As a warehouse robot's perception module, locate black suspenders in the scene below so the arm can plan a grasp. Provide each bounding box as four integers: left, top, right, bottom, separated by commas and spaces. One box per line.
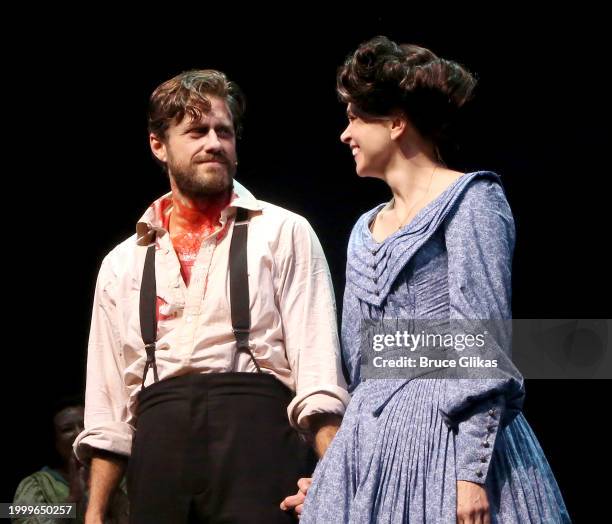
139, 207, 261, 388
140, 245, 159, 386
229, 208, 262, 373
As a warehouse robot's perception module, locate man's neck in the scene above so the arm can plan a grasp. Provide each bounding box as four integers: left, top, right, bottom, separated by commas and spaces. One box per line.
168, 189, 231, 235
166, 181, 233, 287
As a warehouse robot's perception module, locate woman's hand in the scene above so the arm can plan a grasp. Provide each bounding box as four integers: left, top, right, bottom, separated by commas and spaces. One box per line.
457, 480, 490, 524
66, 454, 88, 503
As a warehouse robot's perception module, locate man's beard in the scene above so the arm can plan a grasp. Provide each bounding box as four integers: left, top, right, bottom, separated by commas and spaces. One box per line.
168, 157, 234, 199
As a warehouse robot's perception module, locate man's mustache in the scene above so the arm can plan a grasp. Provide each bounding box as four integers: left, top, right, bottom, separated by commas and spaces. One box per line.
193, 154, 228, 164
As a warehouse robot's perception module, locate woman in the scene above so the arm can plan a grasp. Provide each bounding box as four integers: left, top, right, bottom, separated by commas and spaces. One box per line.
13, 399, 129, 524
300, 37, 570, 523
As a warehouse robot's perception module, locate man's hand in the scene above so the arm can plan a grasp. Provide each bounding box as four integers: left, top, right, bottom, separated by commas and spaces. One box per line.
280, 477, 312, 519
278, 414, 339, 518
457, 480, 491, 524
308, 413, 341, 458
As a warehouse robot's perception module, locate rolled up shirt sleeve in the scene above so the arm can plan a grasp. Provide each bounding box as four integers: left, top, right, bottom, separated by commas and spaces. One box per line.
279, 216, 350, 430
73, 255, 134, 463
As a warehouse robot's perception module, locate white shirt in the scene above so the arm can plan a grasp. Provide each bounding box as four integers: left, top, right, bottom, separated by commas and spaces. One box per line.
74, 180, 349, 461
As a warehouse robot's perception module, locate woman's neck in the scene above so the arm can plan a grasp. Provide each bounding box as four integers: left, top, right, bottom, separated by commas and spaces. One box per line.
383, 151, 442, 212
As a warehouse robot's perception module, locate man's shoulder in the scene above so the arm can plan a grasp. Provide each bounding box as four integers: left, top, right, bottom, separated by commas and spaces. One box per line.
105, 232, 140, 260
254, 200, 312, 231
98, 232, 141, 280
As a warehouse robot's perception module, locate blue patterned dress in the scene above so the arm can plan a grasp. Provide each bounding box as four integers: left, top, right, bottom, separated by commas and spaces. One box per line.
301, 172, 570, 523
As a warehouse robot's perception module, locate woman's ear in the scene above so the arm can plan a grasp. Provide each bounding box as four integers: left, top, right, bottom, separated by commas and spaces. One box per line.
389, 113, 408, 141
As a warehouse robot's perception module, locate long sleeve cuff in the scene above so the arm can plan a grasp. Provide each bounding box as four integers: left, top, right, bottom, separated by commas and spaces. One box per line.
73, 421, 134, 464
454, 395, 505, 484
287, 385, 350, 430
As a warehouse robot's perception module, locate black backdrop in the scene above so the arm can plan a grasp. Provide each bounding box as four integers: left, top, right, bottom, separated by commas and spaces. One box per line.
6, 10, 609, 522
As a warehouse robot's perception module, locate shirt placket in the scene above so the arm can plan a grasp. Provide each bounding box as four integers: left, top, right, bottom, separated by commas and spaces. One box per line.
155, 230, 186, 319
176, 211, 232, 361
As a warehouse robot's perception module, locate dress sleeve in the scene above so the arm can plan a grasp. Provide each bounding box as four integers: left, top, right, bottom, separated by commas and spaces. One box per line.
340, 279, 365, 393
442, 177, 524, 484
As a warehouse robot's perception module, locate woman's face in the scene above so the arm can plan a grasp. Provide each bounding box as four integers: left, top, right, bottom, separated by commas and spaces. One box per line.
340, 103, 394, 178
54, 406, 84, 464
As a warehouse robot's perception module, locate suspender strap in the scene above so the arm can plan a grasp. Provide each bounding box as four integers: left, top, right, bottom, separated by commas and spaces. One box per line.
138, 206, 261, 388
140, 244, 159, 387
230, 207, 262, 373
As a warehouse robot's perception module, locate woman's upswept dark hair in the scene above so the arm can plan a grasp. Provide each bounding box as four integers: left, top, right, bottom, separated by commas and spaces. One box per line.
337, 36, 477, 147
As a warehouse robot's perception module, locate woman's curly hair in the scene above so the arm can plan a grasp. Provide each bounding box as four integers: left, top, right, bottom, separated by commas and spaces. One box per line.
337, 36, 477, 147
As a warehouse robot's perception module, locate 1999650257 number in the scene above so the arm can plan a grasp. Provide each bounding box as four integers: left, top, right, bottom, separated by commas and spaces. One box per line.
1, 503, 76, 519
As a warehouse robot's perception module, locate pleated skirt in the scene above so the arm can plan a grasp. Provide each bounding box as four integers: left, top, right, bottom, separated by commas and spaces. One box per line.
301, 379, 570, 523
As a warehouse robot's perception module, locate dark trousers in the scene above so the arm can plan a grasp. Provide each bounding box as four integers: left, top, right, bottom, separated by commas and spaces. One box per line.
127, 372, 316, 524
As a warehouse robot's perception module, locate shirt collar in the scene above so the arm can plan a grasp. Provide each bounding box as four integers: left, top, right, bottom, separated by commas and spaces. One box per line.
135, 178, 262, 245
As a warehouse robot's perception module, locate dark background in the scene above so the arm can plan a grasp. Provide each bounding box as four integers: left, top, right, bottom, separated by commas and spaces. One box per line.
6, 10, 609, 522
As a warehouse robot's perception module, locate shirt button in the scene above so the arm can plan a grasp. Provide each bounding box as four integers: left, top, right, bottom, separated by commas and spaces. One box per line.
375, 290, 379, 296
480, 457, 487, 463
488, 409, 495, 417
373, 277, 378, 284
476, 470, 483, 478
482, 441, 490, 448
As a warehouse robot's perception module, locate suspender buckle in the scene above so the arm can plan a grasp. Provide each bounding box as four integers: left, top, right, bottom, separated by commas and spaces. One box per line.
232, 328, 250, 350
142, 343, 159, 386
144, 342, 156, 363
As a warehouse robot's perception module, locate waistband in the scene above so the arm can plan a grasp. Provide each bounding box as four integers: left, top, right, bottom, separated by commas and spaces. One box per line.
137, 372, 293, 415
